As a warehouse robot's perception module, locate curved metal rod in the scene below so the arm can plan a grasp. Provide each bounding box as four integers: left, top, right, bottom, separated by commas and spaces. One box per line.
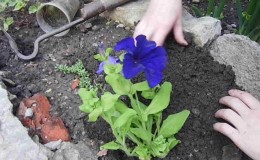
2, 18, 84, 60
2, 0, 131, 60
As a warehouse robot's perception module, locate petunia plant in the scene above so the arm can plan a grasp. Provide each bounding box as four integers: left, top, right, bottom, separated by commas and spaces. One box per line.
79, 35, 190, 160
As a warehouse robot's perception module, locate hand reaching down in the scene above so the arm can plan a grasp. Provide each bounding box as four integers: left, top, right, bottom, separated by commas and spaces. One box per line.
134, 0, 187, 46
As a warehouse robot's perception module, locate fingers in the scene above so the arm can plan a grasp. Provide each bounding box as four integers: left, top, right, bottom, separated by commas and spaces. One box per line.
228, 89, 260, 110
219, 96, 251, 117
150, 29, 169, 46
173, 15, 188, 46
133, 22, 153, 41
215, 109, 245, 131
213, 123, 241, 146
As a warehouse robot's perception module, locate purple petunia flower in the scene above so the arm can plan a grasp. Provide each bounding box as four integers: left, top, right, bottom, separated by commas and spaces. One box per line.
114, 35, 167, 88
96, 56, 118, 74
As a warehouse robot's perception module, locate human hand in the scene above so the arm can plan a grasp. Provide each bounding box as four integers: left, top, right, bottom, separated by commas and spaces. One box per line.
133, 0, 187, 46
214, 89, 260, 160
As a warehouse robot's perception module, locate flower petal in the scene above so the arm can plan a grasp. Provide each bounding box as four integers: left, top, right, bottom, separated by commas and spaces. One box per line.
141, 47, 167, 71
144, 66, 163, 88
108, 56, 118, 65
114, 37, 136, 54
96, 61, 105, 74
142, 47, 167, 88
123, 54, 144, 79
135, 35, 157, 58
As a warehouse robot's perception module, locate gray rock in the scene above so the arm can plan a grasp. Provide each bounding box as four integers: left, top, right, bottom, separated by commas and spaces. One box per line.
25, 108, 34, 118
183, 11, 221, 47
52, 141, 98, 160
103, 0, 149, 27
78, 22, 92, 33
44, 139, 62, 151
0, 84, 49, 160
32, 136, 54, 159
222, 144, 242, 160
210, 34, 260, 99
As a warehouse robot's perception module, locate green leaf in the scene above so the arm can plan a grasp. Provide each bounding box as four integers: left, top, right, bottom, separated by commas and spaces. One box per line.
151, 135, 167, 157
7, 0, 16, 7
141, 90, 156, 100
100, 141, 121, 150
88, 106, 102, 122
28, 2, 41, 14
213, 0, 227, 19
119, 53, 124, 62
3, 17, 13, 31
105, 47, 113, 56
78, 88, 98, 105
130, 128, 153, 142
133, 81, 150, 91
159, 110, 190, 138
114, 64, 122, 74
133, 145, 150, 160
94, 53, 105, 61
114, 100, 129, 113
103, 63, 122, 74
0, 3, 7, 12
144, 82, 172, 116
113, 108, 136, 128
105, 73, 132, 95
14, 1, 26, 11
79, 103, 93, 113
167, 137, 180, 150
191, 5, 203, 17
206, 0, 215, 16
100, 92, 119, 111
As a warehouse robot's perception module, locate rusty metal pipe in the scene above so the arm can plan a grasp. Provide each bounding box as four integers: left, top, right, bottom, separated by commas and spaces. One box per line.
2, 0, 131, 60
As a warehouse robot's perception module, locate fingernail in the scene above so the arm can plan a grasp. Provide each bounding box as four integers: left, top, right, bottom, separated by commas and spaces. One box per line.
182, 41, 188, 46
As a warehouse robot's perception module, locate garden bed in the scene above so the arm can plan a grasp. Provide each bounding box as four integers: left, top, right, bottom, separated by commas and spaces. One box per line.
0, 1, 254, 160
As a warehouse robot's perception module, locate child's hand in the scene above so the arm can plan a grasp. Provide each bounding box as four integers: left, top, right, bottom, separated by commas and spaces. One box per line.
134, 0, 187, 46
214, 89, 260, 160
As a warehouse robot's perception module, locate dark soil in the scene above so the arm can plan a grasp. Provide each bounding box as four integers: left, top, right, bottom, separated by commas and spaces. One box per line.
0, 1, 252, 160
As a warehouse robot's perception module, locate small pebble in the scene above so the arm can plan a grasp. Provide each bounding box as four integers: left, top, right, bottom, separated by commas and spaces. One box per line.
25, 108, 33, 118
92, 43, 98, 47
125, 26, 130, 31
92, 25, 100, 31
116, 24, 124, 28
192, 0, 200, 3
230, 24, 237, 28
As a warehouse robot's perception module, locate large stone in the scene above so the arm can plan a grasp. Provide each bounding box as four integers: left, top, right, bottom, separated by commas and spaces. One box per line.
104, 1, 221, 47
52, 141, 98, 160
0, 83, 49, 160
210, 34, 260, 99
182, 11, 222, 47
103, 0, 149, 27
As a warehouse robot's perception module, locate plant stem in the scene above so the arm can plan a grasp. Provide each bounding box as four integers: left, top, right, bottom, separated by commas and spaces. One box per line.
102, 114, 132, 156
127, 133, 142, 145
134, 92, 147, 131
